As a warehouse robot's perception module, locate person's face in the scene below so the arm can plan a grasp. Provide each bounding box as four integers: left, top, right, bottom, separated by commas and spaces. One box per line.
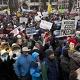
23, 51, 29, 55
17, 39, 22, 45
49, 53, 55, 60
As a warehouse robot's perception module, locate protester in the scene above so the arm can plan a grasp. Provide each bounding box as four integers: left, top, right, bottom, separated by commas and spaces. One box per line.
43, 49, 59, 80
13, 46, 32, 80
60, 49, 70, 80
0, 7, 80, 80
30, 52, 42, 80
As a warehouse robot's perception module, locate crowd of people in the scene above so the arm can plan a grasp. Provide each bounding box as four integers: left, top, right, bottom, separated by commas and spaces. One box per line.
0, 11, 80, 80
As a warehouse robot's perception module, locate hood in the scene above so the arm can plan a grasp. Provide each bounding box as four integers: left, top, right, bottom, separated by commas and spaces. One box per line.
32, 52, 39, 61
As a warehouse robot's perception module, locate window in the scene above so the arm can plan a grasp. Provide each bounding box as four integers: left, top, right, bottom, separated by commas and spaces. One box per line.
0, 0, 2, 4
3, 0, 8, 4
31, 0, 39, 2
51, 0, 57, 2
41, 0, 48, 2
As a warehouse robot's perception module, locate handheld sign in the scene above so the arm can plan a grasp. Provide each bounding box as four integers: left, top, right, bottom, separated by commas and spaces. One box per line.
20, 17, 28, 24
40, 20, 53, 30
61, 20, 77, 36
26, 27, 36, 35
10, 28, 19, 36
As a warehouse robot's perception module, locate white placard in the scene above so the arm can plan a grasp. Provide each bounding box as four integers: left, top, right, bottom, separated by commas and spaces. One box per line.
20, 17, 28, 24
75, 16, 80, 20
61, 20, 77, 36
42, 12, 48, 18
10, 28, 19, 36
37, 12, 42, 17
40, 20, 53, 30
35, 16, 41, 22
18, 25, 25, 31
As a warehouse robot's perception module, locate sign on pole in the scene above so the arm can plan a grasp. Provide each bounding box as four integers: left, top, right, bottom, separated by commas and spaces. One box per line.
61, 20, 77, 36
40, 20, 53, 30
20, 17, 28, 24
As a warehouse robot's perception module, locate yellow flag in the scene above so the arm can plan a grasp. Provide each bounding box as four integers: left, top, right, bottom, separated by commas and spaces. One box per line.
47, 3, 53, 14
16, 12, 22, 17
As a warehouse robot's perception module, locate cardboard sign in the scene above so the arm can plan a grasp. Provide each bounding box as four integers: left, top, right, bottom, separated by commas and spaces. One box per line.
40, 20, 53, 30
61, 20, 77, 36
20, 17, 28, 24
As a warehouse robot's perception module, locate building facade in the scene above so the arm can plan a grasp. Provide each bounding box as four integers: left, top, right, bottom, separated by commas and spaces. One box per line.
19, 0, 58, 10
58, 0, 69, 10
0, 0, 8, 8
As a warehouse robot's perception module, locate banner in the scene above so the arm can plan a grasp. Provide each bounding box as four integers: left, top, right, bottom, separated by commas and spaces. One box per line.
40, 20, 53, 30
20, 17, 28, 24
61, 20, 77, 36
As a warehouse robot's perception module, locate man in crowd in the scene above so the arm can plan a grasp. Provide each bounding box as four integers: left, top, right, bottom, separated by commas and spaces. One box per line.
13, 46, 32, 80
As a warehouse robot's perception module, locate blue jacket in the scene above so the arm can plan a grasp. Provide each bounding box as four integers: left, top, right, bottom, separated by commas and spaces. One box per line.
13, 54, 32, 77
30, 52, 41, 80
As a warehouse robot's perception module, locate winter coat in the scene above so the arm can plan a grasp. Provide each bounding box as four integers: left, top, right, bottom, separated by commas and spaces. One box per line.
41, 61, 48, 80
60, 55, 70, 73
44, 58, 59, 80
0, 57, 18, 80
30, 52, 42, 80
13, 54, 32, 77
60, 55, 70, 80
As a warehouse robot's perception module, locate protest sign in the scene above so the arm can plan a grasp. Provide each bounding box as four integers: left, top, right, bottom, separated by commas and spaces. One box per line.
35, 15, 41, 22
18, 25, 25, 31
75, 16, 80, 20
37, 12, 42, 17
10, 28, 19, 36
40, 20, 53, 30
26, 27, 36, 35
42, 12, 48, 18
61, 20, 77, 36
20, 17, 28, 24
